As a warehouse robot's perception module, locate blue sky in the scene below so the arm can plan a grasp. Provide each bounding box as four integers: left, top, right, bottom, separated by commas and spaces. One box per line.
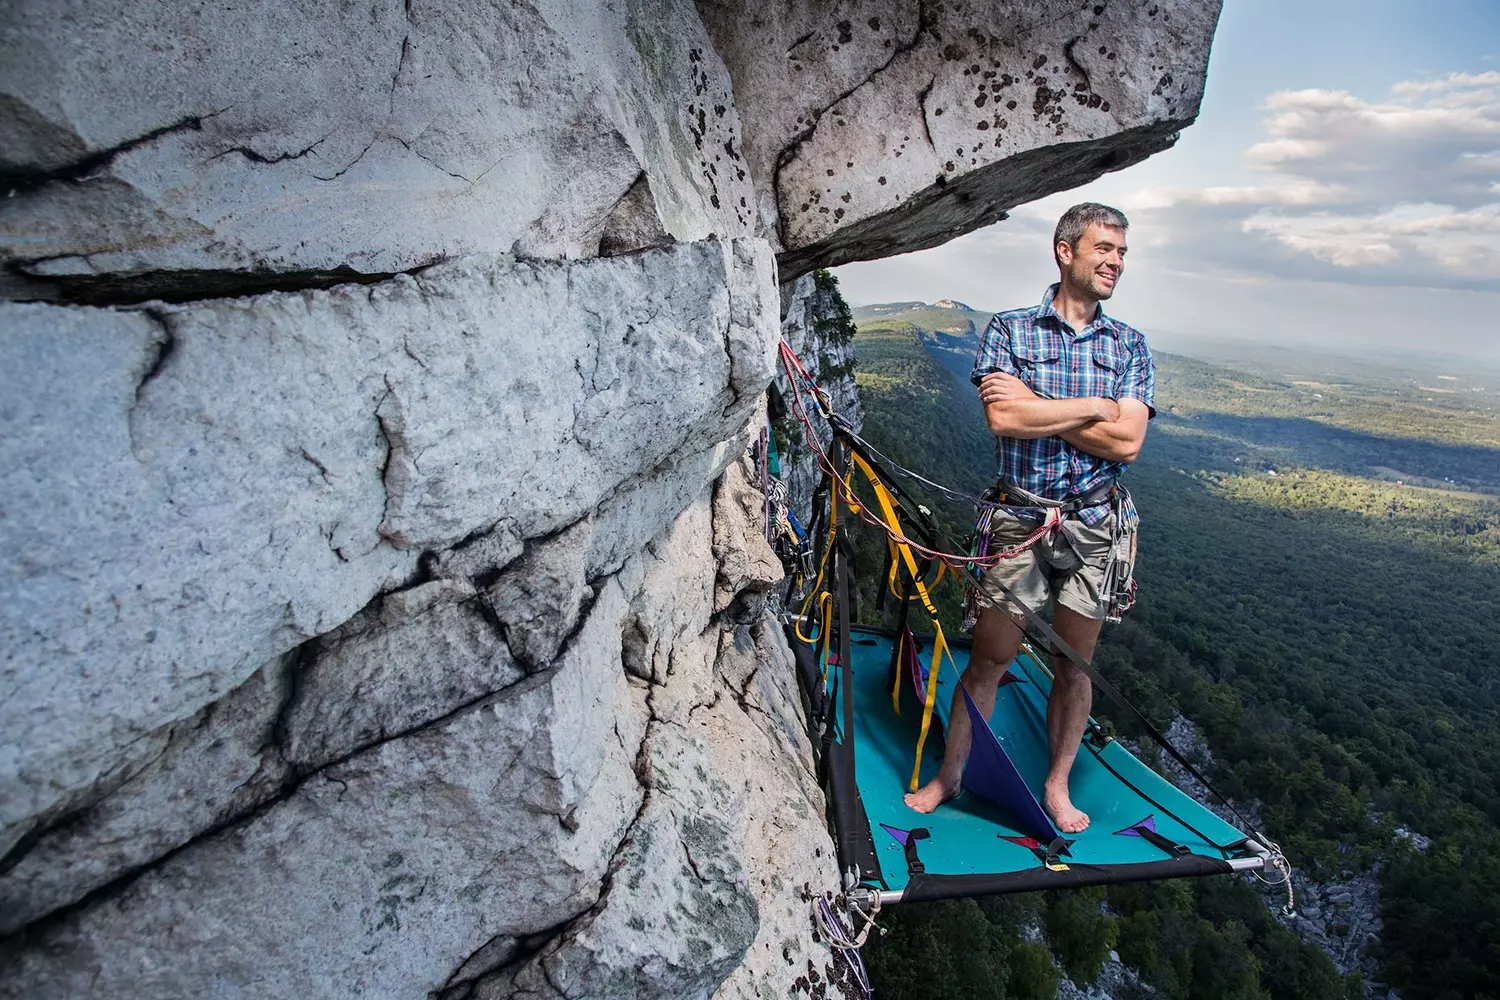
833, 0, 1500, 360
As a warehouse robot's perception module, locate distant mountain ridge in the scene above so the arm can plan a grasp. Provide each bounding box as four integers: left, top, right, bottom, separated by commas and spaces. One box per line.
851, 299, 994, 338
852, 299, 993, 384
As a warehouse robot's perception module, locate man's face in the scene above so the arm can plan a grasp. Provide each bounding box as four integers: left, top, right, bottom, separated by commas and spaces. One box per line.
1058, 222, 1127, 300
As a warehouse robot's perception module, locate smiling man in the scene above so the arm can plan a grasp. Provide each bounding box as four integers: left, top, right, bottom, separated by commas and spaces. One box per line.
904, 203, 1155, 833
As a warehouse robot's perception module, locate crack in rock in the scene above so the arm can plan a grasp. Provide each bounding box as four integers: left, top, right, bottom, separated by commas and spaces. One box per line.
2, 658, 545, 945
297, 448, 333, 485
1, 107, 230, 197
313, 137, 377, 181
679, 835, 710, 885
125, 307, 178, 461
462, 682, 660, 998
131, 308, 177, 409
392, 135, 473, 184
6, 260, 440, 308
1062, 34, 1093, 92
390, 37, 413, 115
915, 73, 938, 153
3, 543, 638, 941
207, 137, 327, 166
770, 0, 933, 231
374, 378, 415, 546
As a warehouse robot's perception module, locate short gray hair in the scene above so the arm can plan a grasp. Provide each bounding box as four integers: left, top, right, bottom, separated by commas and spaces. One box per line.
1053, 202, 1129, 258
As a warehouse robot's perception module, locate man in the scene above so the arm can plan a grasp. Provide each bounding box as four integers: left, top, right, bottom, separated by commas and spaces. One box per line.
904, 202, 1154, 833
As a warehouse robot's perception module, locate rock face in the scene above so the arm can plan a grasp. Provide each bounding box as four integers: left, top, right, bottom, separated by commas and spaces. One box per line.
2, 465, 837, 1000
1, 1, 1218, 996
1285, 869, 1385, 988
0, 239, 775, 874
0, 0, 757, 301
776, 271, 865, 524
700, 0, 1222, 276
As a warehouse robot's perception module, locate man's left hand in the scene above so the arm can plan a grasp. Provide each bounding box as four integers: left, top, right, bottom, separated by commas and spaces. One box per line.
979, 371, 1038, 406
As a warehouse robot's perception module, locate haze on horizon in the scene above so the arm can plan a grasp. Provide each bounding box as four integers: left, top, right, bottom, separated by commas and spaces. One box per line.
832, 0, 1500, 364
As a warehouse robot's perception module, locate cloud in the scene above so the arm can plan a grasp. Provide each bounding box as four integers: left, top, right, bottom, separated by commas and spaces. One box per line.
1129, 71, 1500, 290
1391, 71, 1500, 98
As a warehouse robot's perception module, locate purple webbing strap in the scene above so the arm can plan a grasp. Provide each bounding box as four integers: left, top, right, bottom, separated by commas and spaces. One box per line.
904, 630, 927, 706
880, 822, 911, 846
1113, 814, 1158, 837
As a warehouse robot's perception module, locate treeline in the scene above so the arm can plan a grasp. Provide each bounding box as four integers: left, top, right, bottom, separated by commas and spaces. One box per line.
865, 880, 1363, 1000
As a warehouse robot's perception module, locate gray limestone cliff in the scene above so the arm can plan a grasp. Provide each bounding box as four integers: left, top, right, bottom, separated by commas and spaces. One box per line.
0, 2, 1220, 997
775, 270, 865, 525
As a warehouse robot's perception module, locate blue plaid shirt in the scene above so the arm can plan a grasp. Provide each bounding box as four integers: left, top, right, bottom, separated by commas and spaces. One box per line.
971, 285, 1155, 526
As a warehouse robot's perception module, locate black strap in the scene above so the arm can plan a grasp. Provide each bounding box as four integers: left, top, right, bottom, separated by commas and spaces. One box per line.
874, 543, 893, 615
832, 442, 859, 829
1086, 739, 1237, 855
815, 662, 838, 787
829, 425, 1274, 853
1130, 823, 1191, 859
904, 827, 931, 875
804, 475, 830, 555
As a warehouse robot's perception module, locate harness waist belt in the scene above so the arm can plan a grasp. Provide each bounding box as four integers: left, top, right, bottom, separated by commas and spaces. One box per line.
997, 479, 1117, 514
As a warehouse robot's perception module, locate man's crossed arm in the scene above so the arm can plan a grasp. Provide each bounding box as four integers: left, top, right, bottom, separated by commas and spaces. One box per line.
978, 371, 1149, 464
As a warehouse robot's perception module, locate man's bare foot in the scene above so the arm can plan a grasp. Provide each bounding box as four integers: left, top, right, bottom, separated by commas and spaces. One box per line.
1044, 784, 1090, 833
904, 773, 960, 814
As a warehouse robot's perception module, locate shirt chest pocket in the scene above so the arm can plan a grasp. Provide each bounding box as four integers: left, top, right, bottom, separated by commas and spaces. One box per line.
1090, 345, 1125, 396
1009, 338, 1061, 390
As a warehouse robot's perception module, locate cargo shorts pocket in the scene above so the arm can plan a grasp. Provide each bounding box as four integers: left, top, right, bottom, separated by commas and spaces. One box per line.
1059, 514, 1115, 573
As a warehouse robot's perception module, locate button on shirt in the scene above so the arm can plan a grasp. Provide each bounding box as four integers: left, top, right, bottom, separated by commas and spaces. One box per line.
971, 284, 1156, 526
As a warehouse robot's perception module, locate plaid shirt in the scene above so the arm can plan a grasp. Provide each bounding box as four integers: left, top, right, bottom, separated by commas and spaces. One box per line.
971, 284, 1155, 526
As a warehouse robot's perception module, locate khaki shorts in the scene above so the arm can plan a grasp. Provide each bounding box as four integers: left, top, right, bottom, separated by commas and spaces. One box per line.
976, 511, 1117, 621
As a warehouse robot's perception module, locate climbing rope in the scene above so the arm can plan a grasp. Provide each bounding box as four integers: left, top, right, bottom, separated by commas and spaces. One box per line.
811, 889, 878, 1000
779, 340, 1038, 512
1256, 848, 1297, 917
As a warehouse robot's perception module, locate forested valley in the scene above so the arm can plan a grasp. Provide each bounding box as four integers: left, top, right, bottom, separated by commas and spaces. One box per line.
823, 279, 1500, 1000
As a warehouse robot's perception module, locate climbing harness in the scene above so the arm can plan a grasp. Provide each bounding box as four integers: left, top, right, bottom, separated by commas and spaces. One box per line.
959, 479, 1142, 627
779, 342, 1041, 570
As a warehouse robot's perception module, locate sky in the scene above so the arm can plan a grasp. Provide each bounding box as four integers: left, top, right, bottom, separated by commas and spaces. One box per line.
832, 0, 1500, 361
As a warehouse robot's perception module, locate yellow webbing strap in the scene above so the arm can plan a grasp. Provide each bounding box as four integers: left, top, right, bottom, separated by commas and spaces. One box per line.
910, 620, 952, 791
843, 452, 957, 792
887, 544, 948, 601
847, 453, 938, 616
816, 591, 835, 689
